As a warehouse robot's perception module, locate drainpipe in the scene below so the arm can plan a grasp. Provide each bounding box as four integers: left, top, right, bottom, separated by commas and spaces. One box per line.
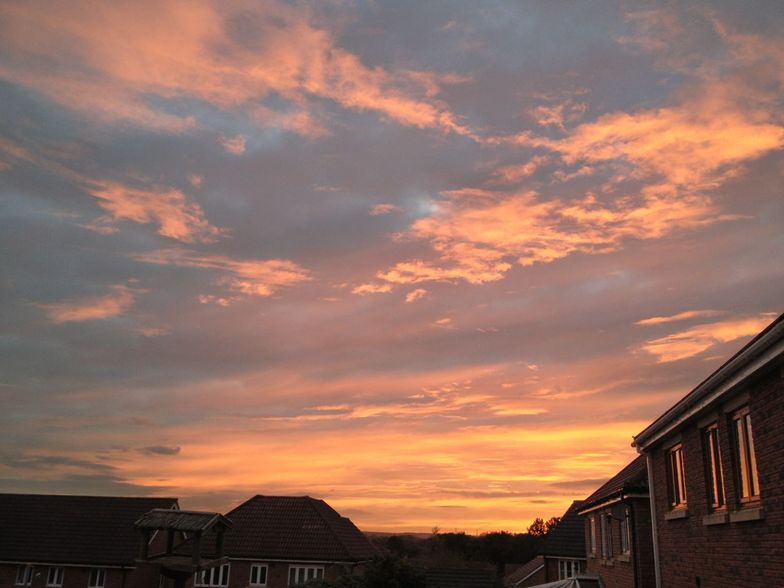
645, 453, 662, 588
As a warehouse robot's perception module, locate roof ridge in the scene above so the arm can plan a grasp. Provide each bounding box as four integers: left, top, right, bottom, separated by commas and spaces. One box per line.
0, 493, 177, 500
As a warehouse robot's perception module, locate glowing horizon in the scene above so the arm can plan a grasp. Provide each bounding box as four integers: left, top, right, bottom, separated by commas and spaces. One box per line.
1, 0, 782, 533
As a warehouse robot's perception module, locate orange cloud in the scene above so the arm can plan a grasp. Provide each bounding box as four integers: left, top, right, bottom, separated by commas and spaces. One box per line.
0, 1, 469, 136
135, 249, 310, 297
375, 186, 722, 287
640, 314, 778, 362
87, 180, 223, 243
352, 283, 393, 295
40, 285, 140, 323
369, 203, 403, 216
405, 288, 429, 303
635, 309, 724, 326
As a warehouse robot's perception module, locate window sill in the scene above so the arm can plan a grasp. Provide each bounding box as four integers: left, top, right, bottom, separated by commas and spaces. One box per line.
616, 554, 631, 563
600, 559, 614, 568
729, 506, 763, 523
664, 508, 688, 521
702, 511, 728, 526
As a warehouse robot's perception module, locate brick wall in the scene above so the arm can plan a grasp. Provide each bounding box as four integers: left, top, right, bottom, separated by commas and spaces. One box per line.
0, 564, 152, 588
650, 364, 784, 587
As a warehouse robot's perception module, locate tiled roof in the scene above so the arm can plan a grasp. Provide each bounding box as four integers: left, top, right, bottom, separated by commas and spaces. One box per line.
539, 501, 585, 559
505, 555, 545, 586
426, 567, 497, 588
0, 493, 178, 566
135, 509, 231, 533
220, 496, 379, 562
580, 456, 648, 511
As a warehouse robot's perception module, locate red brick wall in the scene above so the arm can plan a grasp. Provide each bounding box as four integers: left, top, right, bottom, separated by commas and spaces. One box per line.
649, 364, 784, 587
0, 564, 152, 588
582, 498, 654, 588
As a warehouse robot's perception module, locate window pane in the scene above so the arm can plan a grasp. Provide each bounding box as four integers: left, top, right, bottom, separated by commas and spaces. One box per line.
744, 415, 760, 497
735, 417, 750, 498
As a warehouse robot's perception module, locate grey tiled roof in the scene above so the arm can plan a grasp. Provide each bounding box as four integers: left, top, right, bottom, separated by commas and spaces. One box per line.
0, 493, 178, 565
539, 501, 585, 559
580, 456, 648, 511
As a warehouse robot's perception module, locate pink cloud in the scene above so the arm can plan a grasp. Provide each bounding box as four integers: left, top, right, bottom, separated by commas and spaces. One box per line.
635, 309, 724, 326
405, 288, 429, 303
135, 249, 310, 297
219, 135, 246, 155
87, 180, 224, 244
369, 203, 403, 216
640, 314, 778, 363
0, 1, 469, 136
40, 285, 140, 323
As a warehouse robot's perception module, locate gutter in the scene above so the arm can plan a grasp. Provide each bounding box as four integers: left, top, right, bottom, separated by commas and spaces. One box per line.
642, 453, 661, 588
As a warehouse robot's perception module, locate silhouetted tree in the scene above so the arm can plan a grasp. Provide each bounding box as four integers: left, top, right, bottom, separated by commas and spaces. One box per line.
526, 518, 548, 537
545, 516, 561, 534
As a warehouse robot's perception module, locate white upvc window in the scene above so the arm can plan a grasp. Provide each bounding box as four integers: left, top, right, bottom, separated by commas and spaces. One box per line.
16, 565, 34, 586
249, 564, 268, 587
733, 408, 760, 502
557, 559, 580, 580
195, 564, 230, 588
47, 567, 65, 587
589, 516, 596, 555
88, 568, 106, 588
620, 510, 630, 554
667, 444, 687, 507
288, 566, 324, 586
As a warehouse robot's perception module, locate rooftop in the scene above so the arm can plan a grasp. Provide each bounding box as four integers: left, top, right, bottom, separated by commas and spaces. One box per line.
539, 501, 586, 559
579, 456, 648, 512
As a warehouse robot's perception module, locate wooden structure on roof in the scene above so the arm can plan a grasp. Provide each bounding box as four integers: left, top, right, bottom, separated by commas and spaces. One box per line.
135, 509, 232, 588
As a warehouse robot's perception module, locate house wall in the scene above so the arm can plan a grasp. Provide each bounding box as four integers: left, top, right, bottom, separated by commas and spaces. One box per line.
0, 564, 154, 588
649, 364, 784, 587
180, 559, 359, 588
583, 498, 654, 588
542, 557, 585, 584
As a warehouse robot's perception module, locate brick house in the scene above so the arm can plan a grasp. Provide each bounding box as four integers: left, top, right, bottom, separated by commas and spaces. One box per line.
632, 312, 784, 587
505, 501, 587, 587
0, 494, 178, 588
577, 456, 655, 588
188, 496, 379, 588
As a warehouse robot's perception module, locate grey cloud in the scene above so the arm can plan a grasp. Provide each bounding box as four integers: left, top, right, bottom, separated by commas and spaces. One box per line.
138, 445, 181, 456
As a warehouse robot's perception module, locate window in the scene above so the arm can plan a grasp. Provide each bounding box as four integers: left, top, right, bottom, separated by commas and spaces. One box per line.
620, 510, 630, 555
195, 564, 229, 588
16, 566, 34, 586
600, 514, 612, 559
88, 568, 105, 588
558, 560, 581, 580
666, 444, 687, 507
733, 408, 760, 502
249, 564, 267, 586
589, 516, 596, 555
703, 424, 725, 509
47, 567, 65, 587
288, 566, 324, 586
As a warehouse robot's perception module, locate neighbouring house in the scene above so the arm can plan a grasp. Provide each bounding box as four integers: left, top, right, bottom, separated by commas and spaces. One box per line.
187, 495, 380, 588
0, 494, 179, 588
632, 312, 784, 587
538, 502, 587, 583
577, 456, 655, 588
426, 567, 496, 588
504, 555, 546, 588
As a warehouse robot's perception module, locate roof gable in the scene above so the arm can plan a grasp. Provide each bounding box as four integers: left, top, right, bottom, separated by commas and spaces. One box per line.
221, 495, 379, 562
0, 493, 178, 566
539, 501, 585, 559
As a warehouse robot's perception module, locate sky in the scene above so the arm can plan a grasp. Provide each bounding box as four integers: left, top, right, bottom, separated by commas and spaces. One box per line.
1, 0, 783, 533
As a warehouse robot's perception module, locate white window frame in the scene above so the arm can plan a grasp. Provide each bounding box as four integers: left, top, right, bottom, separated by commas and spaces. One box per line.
733, 408, 760, 502
47, 567, 65, 587
16, 565, 34, 587
288, 566, 324, 586
249, 564, 268, 587
88, 568, 106, 588
600, 514, 610, 559
589, 516, 596, 555
704, 424, 726, 509
620, 510, 630, 555
558, 559, 580, 580
195, 564, 230, 588
667, 444, 687, 508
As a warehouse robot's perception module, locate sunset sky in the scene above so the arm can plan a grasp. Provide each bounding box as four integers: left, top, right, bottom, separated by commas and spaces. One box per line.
1, 0, 783, 533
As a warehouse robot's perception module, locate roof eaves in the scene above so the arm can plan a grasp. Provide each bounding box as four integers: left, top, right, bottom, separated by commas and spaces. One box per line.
632, 313, 784, 450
